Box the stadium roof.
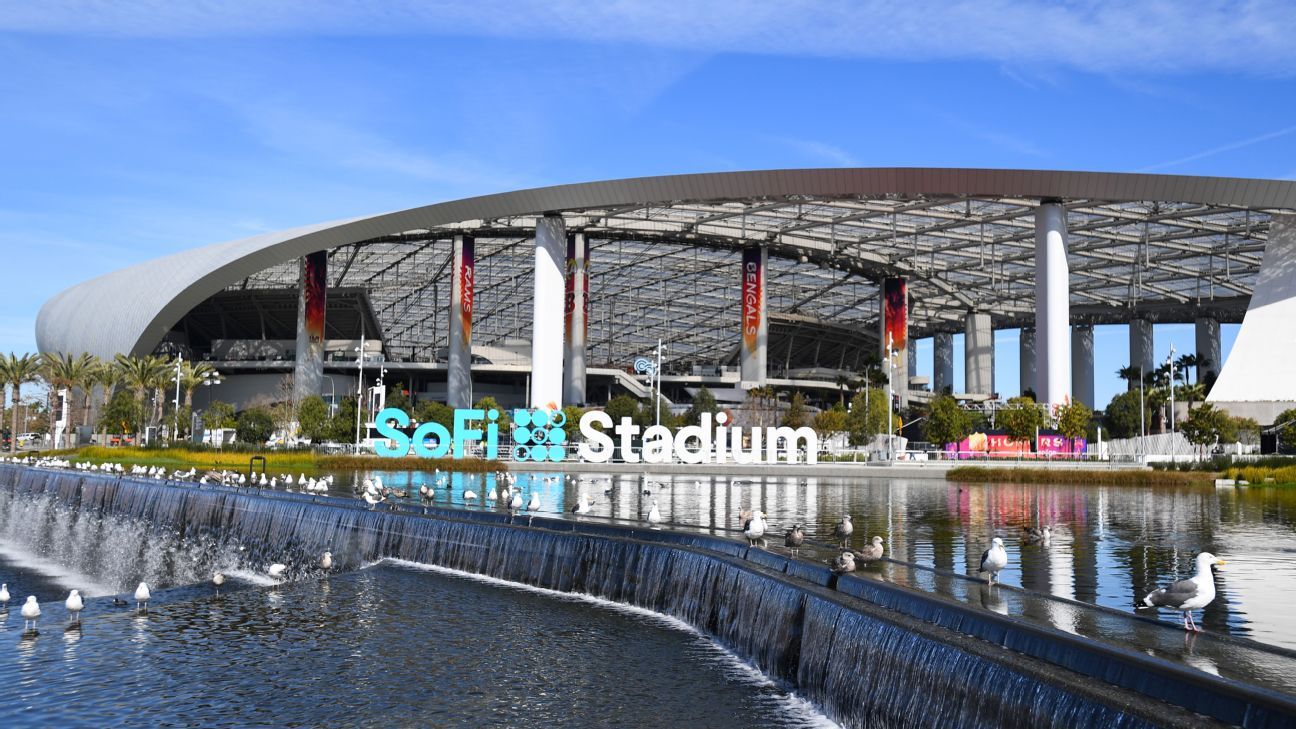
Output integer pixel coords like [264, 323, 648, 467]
[36, 168, 1296, 370]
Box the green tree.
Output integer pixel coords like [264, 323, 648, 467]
[386, 384, 411, 414]
[1229, 416, 1259, 446]
[1182, 403, 1230, 454]
[1055, 399, 1093, 443]
[1104, 390, 1146, 439]
[685, 386, 718, 426]
[1272, 408, 1296, 450]
[236, 406, 275, 445]
[640, 394, 678, 429]
[783, 392, 808, 428]
[113, 354, 169, 441]
[846, 387, 898, 446]
[605, 394, 643, 426]
[413, 400, 454, 430]
[560, 405, 585, 440]
[473, 396, 512, 431]
[998, 396, 1044, 443]
[925, 394, 972, 448]
[99, 390, 144, 439]
[40, 351, 96, 447]
[326, 396, 359, 443]
[813, 402, 848, 433]
[202, 401, 237, 430]
[0, 353, 42, 454]
[743, 385, 779, 428]
[297, 395, 330, 442]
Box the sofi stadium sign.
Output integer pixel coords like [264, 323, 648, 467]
[374, 407, 818, 465]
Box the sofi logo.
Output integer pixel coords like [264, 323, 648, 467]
[375, 406, 818, 465]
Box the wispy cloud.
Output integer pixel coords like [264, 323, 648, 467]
[1136, 124, 1296, 172]
[764, 137, 860, 167]
[4, 1, 1296, 74]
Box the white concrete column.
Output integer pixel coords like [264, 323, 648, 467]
[1129, 318, 1154, 388]
[1019, 327, 1036, 398]
[293, 251, 327, 405]
[933, 331, 954, 394]
[447, 234, 474, 409]
[965, 312, 994, 396]
[1034, 201, 1071, 406]
[1071, 325, 1094, 407]
[563, 233, 589, 405]
[531, 216, 566, 409]
[739, 246, 768, 388]
[1195, 317, 1221, 385]
[879, 277, 908, 406]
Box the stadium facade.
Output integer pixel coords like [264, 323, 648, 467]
[34, 168, 1296, 423]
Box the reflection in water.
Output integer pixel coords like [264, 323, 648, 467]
[336, 469, 1296, 652]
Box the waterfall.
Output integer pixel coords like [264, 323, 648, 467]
[0, 465, 1244, 728]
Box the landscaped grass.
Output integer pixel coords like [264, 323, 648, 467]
[1224, 465, 1296, 486]
[33, 446, 505, 474]
[946, 466, 1217, 486]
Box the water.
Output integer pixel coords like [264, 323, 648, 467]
[0, 561, 833, 727]
[330, 469, 1296, 650]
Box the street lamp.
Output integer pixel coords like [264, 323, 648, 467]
[171, 354, 183, 445]
[323, 375, 338, 416]
[1167, 344, 1177, 437]
[354, 333, 366, 454]
[885, 333, 896, 460]
[201, 370, 222, 446]
[654, 339, 666, 428]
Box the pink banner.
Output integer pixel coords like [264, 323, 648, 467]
[742, 247, 763, 355]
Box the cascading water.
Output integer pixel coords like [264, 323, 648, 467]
[0, 465, 1208, 728]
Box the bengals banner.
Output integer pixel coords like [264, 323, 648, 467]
[741, 246, 764, 355]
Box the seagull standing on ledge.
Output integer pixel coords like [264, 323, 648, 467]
[830, 551, 856, 574]
[527, 491, 540, 511]
[979, 538, 1008, 584]
[571, 494, 593, 515]
[65, 590, 83, 624]
[1140, 552, 1226, 632]
[855, 536, 885, 563]
[213, 572, 225, 594]
[135, 582, 151, 610]
[741, 510, 767, 548]
[834, 515, 853, 549]
[21, 596, 39, 631]
[0, 583, 9, 608]
[647, 499, 663, 528]
[784, 525, 805, 556]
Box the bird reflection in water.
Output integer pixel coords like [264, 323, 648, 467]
[977, 584, 1008, 616]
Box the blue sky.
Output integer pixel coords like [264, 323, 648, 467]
[2, 1, 1294, 409]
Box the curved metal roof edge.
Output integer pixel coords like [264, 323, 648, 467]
[35, 168, 1296, 359]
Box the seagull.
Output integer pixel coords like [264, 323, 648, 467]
[834, 515, 854, 549]
[1140, 552, 1227, 632]
[741, 510, 767, 548]
[979, 537, 1008, 584]
[527, 492, 541, 511]
[1022, 525, 1052, 545]
[571, 494, 593, 515]
[784, 524, 805, 556]
[854, 536, 886, 563]
[0, 583, 9, 608]
[135, 582, 151, 610]
[363, 492, 384, 509]
[213, 572, 225, 594]
[65, 590, 83, 624]
[509, 491, 523, 511]
[647, 499, 663, 528]
[21, 596, 39, 630]
[268, 563, 287, 580]
[463, 489, 479, 501]
[830, 551, 856, 574]
[320, 552, 333, 570]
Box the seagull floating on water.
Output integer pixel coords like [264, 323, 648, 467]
[65, 590, 83, 624]
[135, 582, 151, 610]
[834, 515, 853, 549]
[854, 536, 885, 563]
[784, 525, 805, 556]
[1022, 525, 1052, 545]
[1139, 552, 1226, 632]
[978, 537, 1008, 584]
[21, 596, 39, 631]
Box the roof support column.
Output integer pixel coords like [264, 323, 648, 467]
[1019, 327, 1036, 398]
[293, 251, 327, 406]
[1034, 201, 1071, 407]
[1072, 325, 1094, 408]
[1129, 318, 1154, 388]
[880, 277, 908, 406]
[563, 233, 588, 406]
[531, 215, 565, 409]
[447, 234, 474, 410]
[739, 245, 767, 388]
[933, 332, 954, 394]
[1195, 317, 1221, 386]
[965, 312, 994, 397]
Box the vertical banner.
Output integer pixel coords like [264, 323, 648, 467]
[448, 235, 474, 409]
[293, 251, 327, 404]
[564, 233, 588, 405]
[739, 246, 767, 387]
[880, 277, 908, 405]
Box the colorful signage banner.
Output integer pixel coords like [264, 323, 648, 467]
[741, 246, 764, 355]
[303, 251, 327, 346]
[458, 237, 474, 347]
[882, 277, 907, 352]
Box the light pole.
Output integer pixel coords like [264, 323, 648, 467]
[885, 333, 895, 460]
[654, 339, 665, 428]
[171, 354, 183, 445]
[323, 376, 338, 417]
[201, 370, 222, 446]
[354, 333, 366, 455]
[1167, 344, 1177, 436]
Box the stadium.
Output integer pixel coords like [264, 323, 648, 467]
[34, 168, 1296, 436]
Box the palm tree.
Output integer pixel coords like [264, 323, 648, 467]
[114, 354, 169, 442]
[1116, 365, 1142, 390]
[90, 361, 121, 446]
[179, 361, 217, 409]
[1173, 353, 1195, 386]
[0, 353, 42, 454]
[40, 352, 96, 448]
